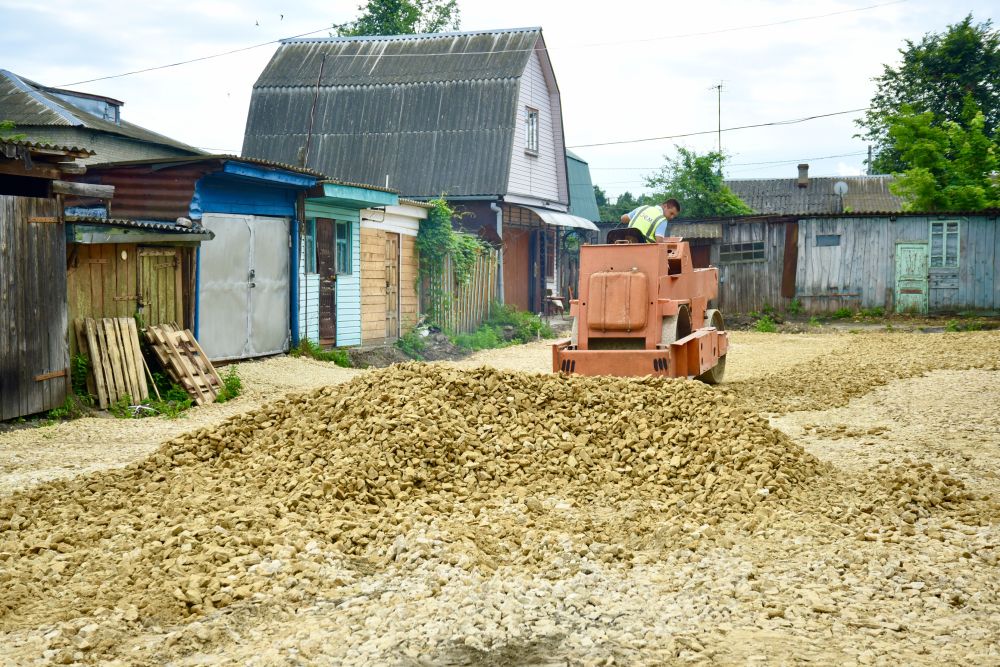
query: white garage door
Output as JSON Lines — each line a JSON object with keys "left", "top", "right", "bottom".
{"left": 199, "top": 213, "right": 290, "bottom": 360}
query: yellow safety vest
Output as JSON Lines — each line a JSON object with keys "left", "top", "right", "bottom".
{"left": 628, "top": 205, "right": 665, "bottom": 242}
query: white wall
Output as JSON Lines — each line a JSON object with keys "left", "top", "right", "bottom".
{"left": 507, "top": 49, "right": 562, "bottom": 203}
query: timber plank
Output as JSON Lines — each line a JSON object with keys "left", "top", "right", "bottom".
{"left": 114, "top": 318, "right": 140, "bottom": 401}
{"left": 125, "top": 318, "right": 149, "bottom": 401}
{"left": 101, "top": 318, "right": 128, "bottom": 402}
{"left": 85, "top": 319, "right": 109, "bottom": 409}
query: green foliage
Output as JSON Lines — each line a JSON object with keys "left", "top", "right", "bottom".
{"left": 761, "top": 303, "right": 775, "bottom": 315}
{"left": 109, "top": 394, "right": 133, "bottom": 419}
{"left": 215, "top": 366, "right": 243, "bottom": 403}
{"left": 417, "top": 198, "right": 487, "bottom": 327}
{"left": 453, "top": 304, "right": 554, "bottom": 351}
{"left": 644, "top": 148, "right": 753, "bottom": 219}
{"left": 808, "top": 316, "right": 821, "bottom": 327}
{"left": 597, "top": 190, "right": 654, "bottom": 223}
{"left": 945, "top": 319, "right": 961, "bottom": 332}
{"left": 786, "top": 298, "right": 803, "bottom": 316}
{"left": 336, "top": 0, "right": 460, "bottom": 36}
{"left": 859, "top": 306, "right": 885, "bottom": 318}
{"left": 831, "top": 307, "right": 854, "bottom": 319}
{"left": 395, "top": 328, "right": 426, "bottom": 359}
{"left": 858, "top": 15, "right": 1000, "bottom": 174}
{"left": 754, "top": 315, "right": 777, "bottom": 333}
{"left": 291, "top": 338, "right": 352, "bottom": 367}
{"left": 887, "top": 98, "right": 1000, "bottom": 211}
{"left": 46, "top": 394, "right": 89, "bottom": 421}
{"left": 0, "top": 120, "right": 26, "bottom": 141}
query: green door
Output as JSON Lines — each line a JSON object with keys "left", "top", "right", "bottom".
{"left": 894, "top": 242, "right": 928, "bottom": 313}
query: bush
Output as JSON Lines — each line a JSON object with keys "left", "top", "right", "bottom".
{"left": 808, "top": 316, "right": 821, "bottom": 327}
{"left": 830, "top": 307, "right": 854, "bottom": 319}
{"left": 945, "top": 319, "right": 960, "bottom": 332}
{"left": 290, "top": 338, "right": 351, "bottom": 367}
{"left": 453, "top": 326, "right": 504, "bottom": 351}
{"left": 859, "top": 306, "right": 885, "bottom": 318}
{"left": 215, "top": 366, "right": 243, "bottom": 403}
{"left": 395, "top": 329, "right": 426, "bottom": 359}
{"left": 786, "top": 298, "right": 803, "bottom": 316}
{"left": 452, "top": 304, "right": 555, "bottom": 351}
{"left": 754, "top": 315, "right": 778, "bottom": 333}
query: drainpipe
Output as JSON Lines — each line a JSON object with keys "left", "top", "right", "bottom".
{"left": 490, "top": 201, "right": 504, "bottom": 305}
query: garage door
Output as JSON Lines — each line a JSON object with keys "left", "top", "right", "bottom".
{"left": 198, "top": 214, "right": 290, "bottom": 360}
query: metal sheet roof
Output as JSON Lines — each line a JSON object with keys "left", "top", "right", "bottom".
{"left": 725, "top": 174, "right": 903, "bottom": 214}
{"left": 524, "top": 205, "right": 598, "bottom": 231}
{"left": 565, "top": 150, "right": 600, "bottom": 222}
{"left": 66, "top": 216, "right": 213, "bottom": 235}
{"left": 243, "top": 28, "right": 543, "bottom": 198}
{"left": 0, "top": 69, "right": 201, "bottom": 155}
{"left": 88, "top": 154, "right": 327, "bottom": 179}
{"left": 0, "top": 138, "right": 94, "bottom": 157}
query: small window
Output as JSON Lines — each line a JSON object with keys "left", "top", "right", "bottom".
{"left": 816, "top": 234, "right": 841, "bottom": 247}
{"left": 930, "top": 220, "right": 959, "bottom": 268}
{"left": 525, "top": 108, "right": 539, "bottom": 154}
{"left": 304, "top": 219, "right": 317, "bottom": 273}
{"left": 336, "top": 221, "right": 352, "bottom": 274}
{"left": 720, "top": 241, "right": 765, "bottom": 263}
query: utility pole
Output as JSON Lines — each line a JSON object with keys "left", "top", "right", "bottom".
{"left": 712, "top": 81, "right": 724, "bottom": 176}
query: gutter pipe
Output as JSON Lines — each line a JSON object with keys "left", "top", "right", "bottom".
{"left": 490, "top": 201, "right": 504, "bottom": 305}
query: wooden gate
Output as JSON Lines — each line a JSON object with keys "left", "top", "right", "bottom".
{"left": 385, "top": 232, "right": 400, "bottom": 340}
{"left": 1, "top": 195, "right": 68, "bottom": 420}
{"left": 138, "top": 248, "right": 183, "bottom": 327}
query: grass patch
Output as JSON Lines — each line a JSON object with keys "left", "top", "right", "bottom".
{"left": 808, "top": 316, "right": 821, "bottom": 327}
{"left": 858, "top": 306, "right": 885, "bottom": 318}
{"left": 215, "top": 366, "right": 242, "bottom": 403}
{"left": 830, "top": 307, "right": 854, "bottom": 319}
{"left": 786, "top": 298, "right": 803, "bottom": 316}
{"left": 452, "top": 304, "right": 555, "bottom": 351}
{"left": 753, "top": 315, "right": 778, "bottom": 333}
{"left": 290, "top": 338, "right": 351, "bottom": 367}
{"left": 395, "top": 329, "right": 426, "bottom": 359}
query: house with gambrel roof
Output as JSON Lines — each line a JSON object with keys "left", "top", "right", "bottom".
{"left": 242, "top": 27, "right": 597, "bottom": 314}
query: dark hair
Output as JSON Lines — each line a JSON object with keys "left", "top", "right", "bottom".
{"left": 664, "top": 198, "right": 681, "bottom": 212}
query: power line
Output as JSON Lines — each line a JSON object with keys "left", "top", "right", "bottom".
{"left": 567, "top": 108, "right": 869, "bottom": 149}
{"left": 51, "top": 0, "right": 907, "bottom": 87}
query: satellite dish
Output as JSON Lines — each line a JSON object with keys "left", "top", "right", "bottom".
{"left": 833, "top": 181, "right": 849, "bottom": 196}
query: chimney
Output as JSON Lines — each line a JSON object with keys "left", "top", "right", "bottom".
{"left": 797, "top": 163, "right": 809, "bottom": 188}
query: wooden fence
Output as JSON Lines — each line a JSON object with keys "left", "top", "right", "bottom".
{"left": 420, "top": 247, "right": 499, "bottom": 334}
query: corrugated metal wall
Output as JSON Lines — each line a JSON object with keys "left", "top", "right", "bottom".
{"left": 1, "top": 195, "right": 68, "bottom": 420}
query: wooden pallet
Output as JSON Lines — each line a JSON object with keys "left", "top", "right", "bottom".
{"left": 81, "top": 317, "right": 149, "bottom": 409}
{"left": 145, "top": 323, "right": 223, "bottom": 405}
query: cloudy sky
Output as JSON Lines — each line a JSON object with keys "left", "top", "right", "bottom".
{"left": 2, "top": 0, "right": 997, "bottom": 198}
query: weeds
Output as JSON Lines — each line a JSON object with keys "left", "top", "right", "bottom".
{"left": 830, "top": 307, "right": 854, "bottom": 319}
{"left": 453, "top": 326, "right": 504, "bottom": 351}
{"left": 858, "top": 306, "right": 885, "bottom": 318}
{"left": 808, "top": 316, "right": 821, "bottom": 327}
{"left": 291, "top": 338, "right": 351, "bottom": 367}
{"left": 786, "top": 299, "right": 803, "bottom": 316}
{"left": 215, "top": 366, "right": 243, "bottom": 403}
{"left": 945, "top": 319, "right": 960, "bottom": 332}
{"left": 395, "top": 329, "right": 426, "bottom": 359}
{"left": 754, "top": 315, "right": 778, "bottom": 333}
{"left": 452, "top": 305, "right": 554, "bottom": 351}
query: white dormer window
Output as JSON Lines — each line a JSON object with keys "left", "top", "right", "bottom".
{"left": 525, "top": 108, "right": 539, "bottom": 155}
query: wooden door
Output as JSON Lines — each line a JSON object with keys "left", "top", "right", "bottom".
{"left": 316, "top": 218, "right": 336, "bottom": 343}
{"left": 138, "top": 248, "right": 183, "bottom": 327}
{"left": 385, "top": 232, "right": 400, "bottom": 340}
{"left": 503, "top": 228, "right": 531, "bottom": 311}
{"left": 894, "top": 243, "right": 928, "bottom": 314}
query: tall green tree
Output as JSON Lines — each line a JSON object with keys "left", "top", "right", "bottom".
{"left": 888, "top": 98, "right": 1000, "bottom": 211}
{"left": 858, "top": 15, "right": 1000, "bottom": 174}
{"left": 596, "top": 190, "right": 653, "bottom": 222}
{"left": 644, "top": 148, "right": 752, "bottom": 218}
{"left": 337, "top": 0, "right": 460, "bottom": 36}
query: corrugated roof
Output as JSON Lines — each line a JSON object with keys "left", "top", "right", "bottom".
{"left": 0, "top": 138, "right": 94, "bottom": 157}
{"left": 676, "top": 209, "right": 1000, "bottom": 224}
{"left": 725, "top": 174, "right": 903, "bottom": 214}
{"left": 0, "top": 69, "right": 201, "bottom": 155}
{"left": 565, "top": 150, "right": 600, "bottom": 222}
{"left": 88, "top": 154, "right": 327, "bottom": 178}
{"left": 243, "top": 28, "right": 543, "bottom": 198}
{"left": 66, "top": 216, "right": 213, "bottom": 234}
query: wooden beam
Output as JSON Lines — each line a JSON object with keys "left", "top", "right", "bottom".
{"left": 56, "top": 162, "right": 87, "bottom": 175}
{"left": 34, "top": 369, "right": 68, "bottom": 382}
{"left": 0, "top": 161, "right": 61, "bottom": 180}
{"left": 51, "top": 180, "right": 115, "bottom": 199}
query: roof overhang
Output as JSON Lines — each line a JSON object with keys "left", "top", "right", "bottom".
{"left": 524, "top": 205, "right": 598, "bottom": 232}
{"left": 66, "top": 217, "right": 213, "bottom": 245}
{"left": 309, "top": 181, "right": 399, "bottom": 209}
{"left": 222, "top": 160, "right": 318, "bottom": 188}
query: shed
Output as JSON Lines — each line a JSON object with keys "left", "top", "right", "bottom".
{"left": 66, "top": 155, "right": 322, "bottom": 360}
{"left": 1, "top": 139, "right": 94, "bottom": 420}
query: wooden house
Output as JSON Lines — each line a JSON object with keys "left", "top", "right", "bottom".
{"left": 0, "top": 139, "right": 97, "bottom": 420}
{"left": 0, "top": 69, "right": 201, "bottom": 164}
{"left": 678, "top": 166, "right": 1000, "bottom": 313}
{"left": 359, "top": 200, "right": 429, "bottom": 345}
{"left": 66, "top": 155, "right": 324, "bottom": 360}
{"left": 241, "top": 27, "right": 597, "bottom": 317}
{"left": 299, "top": 181, "right": 400, "bottom": 348}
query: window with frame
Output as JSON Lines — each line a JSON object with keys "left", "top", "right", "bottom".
{"left": 930, "top": 220, "right": 959, "bottom": 268}
{"left": 720, "top": 241, "right": 765, "bottom": 263}
{"left": 304, "top": 219, "right": 317, "bottom": 273}
{"left": 336, "top": 221, "right": 352, "bottom": 274}
{"left": 816, "top": 234, "right": 841, "bottom": 247}
{"left": 525, "top": 108, "right": 539, "bottom": 154}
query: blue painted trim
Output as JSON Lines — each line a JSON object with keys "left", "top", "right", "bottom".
{"left": 194, "top": 245, "right": 201, "bottom": 338}
{"left": 319, "top": 182, "right": 398, "bottom": 208}
{"left": 222, "top": 161, "right": 318, "bottom": 188}
{"left": 195, "top": 174, "right": 300, "bottom": 218}
{"left": 290, "top": 219, "right": 300, "bottom": 346}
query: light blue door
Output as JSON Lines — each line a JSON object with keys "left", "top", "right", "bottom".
{"left": 894, "top": 243, "right": 928, "bottom": 314}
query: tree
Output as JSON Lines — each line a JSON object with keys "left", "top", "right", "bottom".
{"left": 644, "top": 148, "right": 753, "bottom": 218}
{"left": 596, "top": 190, "right": 653, "bottom": 222}
{"left": 858, "top": 15, "right": 1000, "bottom": 174}
{"left": 888, "top": 98, "right": 1000, "bottom": 211}
{"left": 336, "top": 0, "right": 460, "bottom": 36}
{"left": 592, "top": 184, "right": 608, "bottom": 209}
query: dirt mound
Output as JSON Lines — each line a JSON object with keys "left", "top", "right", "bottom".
{"left": 0, "top": 365, "right": 821, "bottom": 629}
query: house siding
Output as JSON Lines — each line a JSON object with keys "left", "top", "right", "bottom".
{"left": 336, "top": 221, "right": 362, "bottom": 346}
{"left": 507, "top": 49, "right": 561, "bottom": 202}
{"left": 298, "top": 237, "right": 320, "bottom": 343}
{"left": 360, "top": 206, "right": 423, "bottom": 344}
{"left": 717, "top": 222, "right": 786, "bottom": 314}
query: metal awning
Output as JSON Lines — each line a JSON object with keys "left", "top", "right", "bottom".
{"left": 524, "top": 206, "right": 599, "bottom": 232}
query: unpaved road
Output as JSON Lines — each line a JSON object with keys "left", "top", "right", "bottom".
{"left": 1, "top": 330, "right": 999, "bottom": 666}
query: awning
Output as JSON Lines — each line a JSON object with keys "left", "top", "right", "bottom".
{"left": 524, "top": 206, "right": 599, "bottom": 232}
